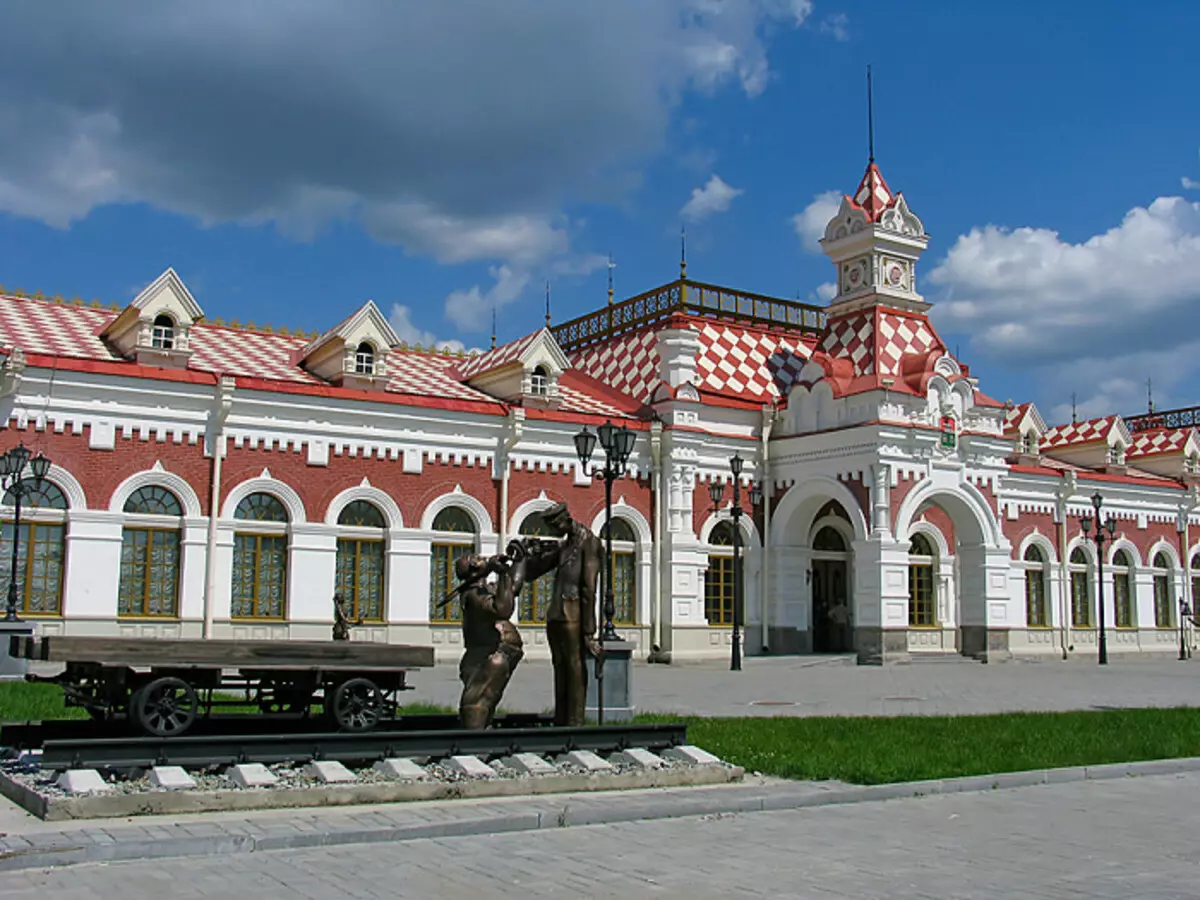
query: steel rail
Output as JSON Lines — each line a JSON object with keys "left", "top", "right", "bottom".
{"left": 38, "top": 722, "right": 688, "bottom": 770}
{"left": 2, "top": 713, "right": 557, "bottom": 751}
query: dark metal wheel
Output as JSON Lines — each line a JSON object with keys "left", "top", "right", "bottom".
{"left": 131, "top": 676, "right": 199, "bottom": 737}
{"left": 328, "top": 677, "right": 384, "bottom": 732}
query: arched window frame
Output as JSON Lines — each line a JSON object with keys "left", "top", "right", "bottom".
{"left": 231, "top": 492, "right": 290, "bottom": 620}
{"left": 429, "top": 506, "right": 479, "bottom": 624}
{"left": 1068, "top": 545, "right": 1092, "bottom": 628}
{"left": 907, "top": 532, "right": 937, "bottom": 628}
{"left": 530, "top": 364, "right": 549, "bottom": 396}
{"left": 1151, "top": 550, "right": 1175, "bottom": 628}
{"left": 704, "top": 520, "right": 739, "bottom": 627}
{"left": 336, "top": 500, "right": 386, "bottom": 622}
{"left": 0, "top": 479, "right": 68, "bottom": 616}
{"left": 600, "top": 516, "right": 637, "bottom": 626}
{"left": 119, "top": 485, "right": 184, "bottom": 618}
{"left": 1020, "top": 543, "right": 1050, "bottom": 628}
{"left": 354, "top": 341, "right": 375, "bottom": 376}
{"left": 1111, "top": 548, "right": 1135, "bottom": 628}
{"left": 151, "top": 313, "right": 175, "bottom": 350}
{"left": 517, "top": 511, "right": 563, "bottom": 625}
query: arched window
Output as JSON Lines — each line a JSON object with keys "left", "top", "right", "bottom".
{"left": 232, "top": 493, "right": 289, "bottom": 620}
{"left": 519, "top": 512, "right": 560, "bottom": 624}
{"left": 705, "top": 520, "right": 739, "bottom": 626}
{"left": 908, "top": 533, "right": 936, "bottom": 627}
{"left": 1022, "top": 544, "right": 1049, "bottom": 627}
{"left": 530, "top": 365, "right": 548, "bottom": 396}
{"left": 1069, "top": 547, "right": 1091, "bottom": 627}
{"left": 812, "top": 526, "right": 847, "bottom": 552}
{"left": 336, "top": 500, "right": 385, "bottom": 622}
{"left": 1112, "top": 549, "right": 1134, "bottom": 628}
{"left": 119, "top": 485, "right": 183, "bottom": 617}
{"left": 1152, "top": 551, "right": 1174, "bottom": 628}
{"left": 354, "top": 341, "right": 375, "bottom": 376}
{"left": 151, "top": 314, "right": 175, "bottom": 350}
{"left": 0, "top": 479, "right": 67, "bottom": 615}
{"left": 429, "top": 506, "right": 477, "bottom": 623}
{"left": 600, "top": 517, "right": 637, "bottom": 625}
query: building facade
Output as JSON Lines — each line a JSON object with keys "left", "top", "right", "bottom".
{"left": 1, "top": 158, "right": 1197, "bottom": 662}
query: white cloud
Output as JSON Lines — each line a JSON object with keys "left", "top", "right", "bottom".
{"left": 819, "top": 12, "right": 849, "bottom": 41}
{"left": 444, "top": 265, "right": 534, "bottom": 333}
{"left": 809, "top": 281, "right": 836, "bottom": 303}
{"left": 1183, "top": 176, "right": 1200, "bottom": 190}
{"left": 0, "top": 1, "right": 818, "bottom": 340}
{"left": 681, "top": 174, "right": 744, "bottom": 222}
{"left": 928, "top": 195, "right": 1200, "bottom": 418}
{"left": 389, "top": 303, "right": 476, "bottom": 354}
{"left": 792, "top": 189, "right": 841, "bottom": 252}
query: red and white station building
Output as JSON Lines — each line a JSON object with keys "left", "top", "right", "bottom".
{"left": 1, "top": 159, "right": 1197, "bottom": 663}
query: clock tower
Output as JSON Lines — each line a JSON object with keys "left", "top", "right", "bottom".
{"left": 819, "top": 161, "right": 930, "bottom": 316}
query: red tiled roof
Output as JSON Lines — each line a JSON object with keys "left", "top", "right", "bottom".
{"left": 1129, "top": 427, "right": 1196, "bottom": 458}
{"left": 1041, "top": 416, "right": 1122, "bottom": 449}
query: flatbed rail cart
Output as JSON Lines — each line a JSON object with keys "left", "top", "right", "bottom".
{"left": 8, "top": 635, "right": 435, "bottom": 738}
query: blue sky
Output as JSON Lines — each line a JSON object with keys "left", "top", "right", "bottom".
{"left": 0, "top": 1, "right": 1197, "bottom": 424}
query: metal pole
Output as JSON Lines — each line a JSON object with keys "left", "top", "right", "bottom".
{"left": 596, "top": 466, "right": 612, "bottom": 726}
{"left": 1096, "top": 532, "right": 1107, "bottom": 666}
{"left": 5, "top": 479, "right": 21, "bottom": 622}
{"left": 731, "top": 480, "right": 742, "bottom": 672}
{"left": 603, "top": 467, "right": 617, "bottom": 641}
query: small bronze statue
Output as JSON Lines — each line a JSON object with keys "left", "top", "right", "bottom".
{"left": 332, "top": 592, "right": 362, "bottom": 641}
{"left": 454, "top": 542, "right": 527, "bottom": 729}
{"left": 521, "top": 502, "right": 603, "bottom": 727}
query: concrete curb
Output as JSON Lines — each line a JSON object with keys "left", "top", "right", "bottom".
{"left": 3, "top": 756, "right": 1199, "bottom": 872}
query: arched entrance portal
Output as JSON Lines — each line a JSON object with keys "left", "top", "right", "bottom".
{"left": 811, "top": 524, "right": 852, "bottom": 652}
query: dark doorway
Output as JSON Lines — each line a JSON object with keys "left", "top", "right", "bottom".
{"left": 812, "top": 558, "right": 850, "bottom": 653}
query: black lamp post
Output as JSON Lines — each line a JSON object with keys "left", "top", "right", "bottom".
{"left": 1179, "top": 597, "right": 1192, "bottom": 662}
{"left": 574, "top": 420, "right": 637, "bottom": 725}
{"left": 1079, "top": 491, "right": 1115, "bottom": 666}
{"left": 0, "top": 443, "right": 51, "bottom": 622}
{"left": 708, "top": 454, "right": 763, "bottom": 672}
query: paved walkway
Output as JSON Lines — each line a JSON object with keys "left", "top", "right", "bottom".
{"left": 3, "top": 771, "right": 1198, "bottom": 898}
{"left": 418, "top": 654, "right": 1200, "bottom": 718}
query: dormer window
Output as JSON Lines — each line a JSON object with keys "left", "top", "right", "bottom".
{"left": 151, "top": 314, "right": 175, "bottom": 350}
{"left": 530, "top": 365, "right": 549, "bottom": 396}
{"left": 1021, "top": 432, "right": 1038, "bottom": 455}
{"left": 1187, "top": 454, "right": 1199, "bottom": 475}
{"left": 1107, "top": 445, "right": 1123, "bottom": 465}
{"left": 355, "top": 341, "right": 375, "bottom": 376}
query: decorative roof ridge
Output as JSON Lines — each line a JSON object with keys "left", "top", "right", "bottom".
{"left": 0, "top": 288, "right": 121, "bottom": 311}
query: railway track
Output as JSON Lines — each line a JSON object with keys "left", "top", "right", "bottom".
{"left": 5, "top": 720, "right": 688, "bottom": 771}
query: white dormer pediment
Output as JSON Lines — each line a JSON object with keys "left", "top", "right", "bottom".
{"left": 101, "top": 268, "right": 204, "bottom": 369}
{"left": 878, "top": 194, "right": 925, "bottom": 238}
{"left": 298, "top": 300, "right": 401, "bottom": 390}
{"left": 821, "top": 196, "right": 871, "bottom": 245}
{"left": 459, "top": 328, "right": 569, "bottom": 405}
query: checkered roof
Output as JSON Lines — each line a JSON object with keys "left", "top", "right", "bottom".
{"left": 1040, "top": 416, "right": 1120, "bottom": 449}
{"left": 818, "top": 308, "right": 940, "bottom": 378}
{"left": 1129, "top": 427, "right": 1195, "bottom": 457}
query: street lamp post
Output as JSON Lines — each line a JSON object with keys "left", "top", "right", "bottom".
{"left": 1179, "top": 597, "right": 1191, "bottom": 662}
{"left": 1079, "top": 491, "right": 1115, "bottom": 666}
{"left": 707, "top": 455, "right": 762, "bottom": 672}
{"left": 573, "top": 420, "right": 637, "bottom": 723}
{"left": 0, "top": 443, "right": 51, "bottom": 622}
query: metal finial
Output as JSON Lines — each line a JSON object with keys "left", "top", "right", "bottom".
{"left": 1147, "top": 378, "right": 1154, "bottom": 414}
{"left": 680, "top": 225, "right": 687, "bottom": 279}
{"left": 491, "top": 304, "right": 497, "bottom": 350}
{"left": 1071, "top": 392, "right": 1078, "bottom": 425}
{"left": 544, "top": 280, "right": 551, "bottom": 327}
{"left": 867, "top": 64, "right": 875, "bottom": 164}
{"left": 607, "top": 254, "right": 615, "bottom": 306}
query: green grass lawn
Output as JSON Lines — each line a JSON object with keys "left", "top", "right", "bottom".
{"left": 636, "top": 709, "right": 1200, "bottom": 784}
{"left": 7, "top": 681, "right": 1200, "bottom": 785}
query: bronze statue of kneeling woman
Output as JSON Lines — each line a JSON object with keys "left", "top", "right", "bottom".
{"left": 454, "top": 541, "right": 528, "bottom": 729}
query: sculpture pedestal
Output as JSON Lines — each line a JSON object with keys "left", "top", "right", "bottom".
{"left": 0, "top": 620, "right": 35, "bottom": 681}
{"left": 586, "top": 640, "right": 635, "bottom": 722}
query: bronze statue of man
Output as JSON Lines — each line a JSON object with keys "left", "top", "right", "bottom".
{"left": 455, "top": 543, "right": 527, "bottom": 729}
{"left": 522, "top": 502, "right": 603, "bottom": 726}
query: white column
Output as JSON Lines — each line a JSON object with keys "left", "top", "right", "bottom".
{"left": 60, "top": 511, "right": 123, "bottom": 619}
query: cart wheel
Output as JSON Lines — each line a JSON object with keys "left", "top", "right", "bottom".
{"left": 131, "top": 677, "right": 199, "bottom": 737}
{"left": 329, "top": 678, "right": 384, "bottom": 732}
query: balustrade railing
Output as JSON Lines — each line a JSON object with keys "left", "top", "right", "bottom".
{"left": 551, "top": 278, "right": 826, "bottom": 353}
{"left": 1126, "top": 405, "right": 1200, "bottom": 433}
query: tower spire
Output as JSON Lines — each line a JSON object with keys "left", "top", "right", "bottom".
{"left": 1147, "top": 377, "right": 1155, "bottom": 414}
{"left": 1071, "top": 392, "right": 1078, "bottom": 425}
{"left": 607, "top": 254, "right": 615, "bottom": 306}
{"left": 867, "top": 64, "right": 875, "bottom": 164}
{"left": 544, "top": 280, "right": 551, "bottom": 327}
{"left": 680, "top": 225, "right": 687, "bottom": 279}
{"left": 490, "top": 303, "right": 497, "bottom": 350}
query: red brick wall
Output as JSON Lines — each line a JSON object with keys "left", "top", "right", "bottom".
{"left": 1004, "top": 509, "right": 1059, "bottom": 559}
{"left": 509, "top": 467, "right": 651, "bottom": 534}
{"left": 914, "top": 501, "right": 956, "bottom": 548}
